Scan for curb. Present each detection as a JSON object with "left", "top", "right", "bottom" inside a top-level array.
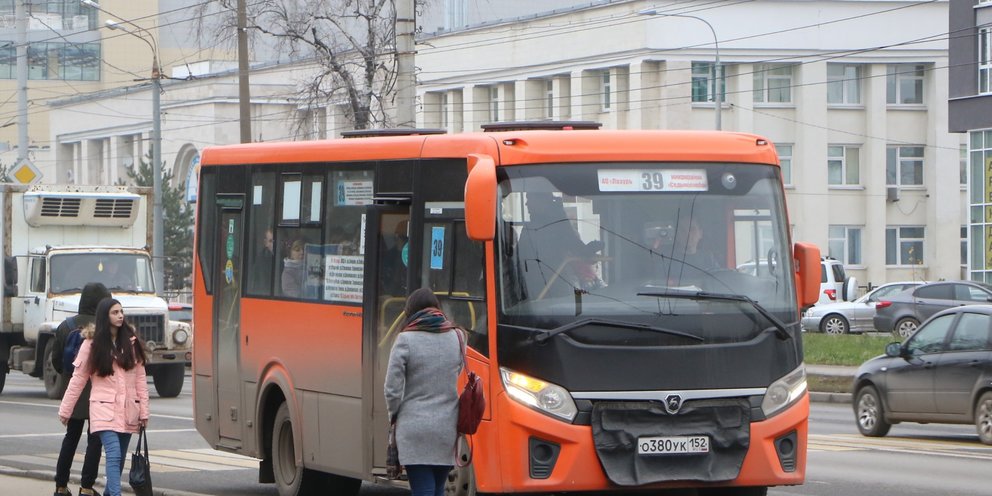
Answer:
[
  {"left": 0, "top": 464, "right": 213, "bottom": 496},
  {"left": 809, "top": 391, "right": 853, "bottom": 404}
]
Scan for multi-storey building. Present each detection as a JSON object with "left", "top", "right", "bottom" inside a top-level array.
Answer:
[
  {"left": 415, "top": 0, "right": 965, "bottom": 286},
  {"left": 949, "top": 0, "right": 992, "bottom": 283}
]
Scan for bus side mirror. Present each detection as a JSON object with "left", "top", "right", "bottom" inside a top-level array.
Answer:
[
  {"left": 465, "top": 154, "right": 497, "bottom": 241},
  {"left": 793, "top": 242, "right": 821, "bottom": 308}
]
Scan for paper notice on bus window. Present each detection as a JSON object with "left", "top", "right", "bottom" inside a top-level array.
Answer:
[
  {"left": 336, "top": 179, "right": 373, "bottom": 206},
  {"left": 430, "top": 226, "right": 445, "bottom": 270},
  {"left": 324, "top": 255, "right": 365, "bottom": 303},
  {"left": 598, "top": 170, "right": 708, "bottom": 192}
]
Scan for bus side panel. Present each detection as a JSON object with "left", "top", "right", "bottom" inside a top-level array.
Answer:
[
  {"left": 241, "top": 300, "right": 364, "bottom": 473},
  {"left": 476, "top": 392, "right": 808, "bottom": 492},
  {"left": 192, "top": 255, "right": 216, "bottom": 447}
]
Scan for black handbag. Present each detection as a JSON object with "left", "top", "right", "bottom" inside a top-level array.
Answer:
[{"left": 128, "top": 426, "right": 153, "bottom": 496}]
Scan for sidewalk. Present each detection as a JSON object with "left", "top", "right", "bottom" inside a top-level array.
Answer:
[{"left": 0, "top": 464, "right": 210, "bottom": 496}]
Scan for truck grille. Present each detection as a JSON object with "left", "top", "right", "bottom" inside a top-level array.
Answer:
[
  {"left": 130, "top": 314, "right": 165, "bottom": 345},
  {"left": 94, "top": 198, "right": 135, "bottom": 218},
  {"left": 41, "top": 197, "right": 81, "bottom": 217}
]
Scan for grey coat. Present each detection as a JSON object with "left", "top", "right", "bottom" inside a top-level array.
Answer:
[{"left": 384, "top": 329, "right": 463, "bottom": 466}]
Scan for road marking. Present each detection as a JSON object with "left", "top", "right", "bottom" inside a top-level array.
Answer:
[
  {"left": 808, "top": 433, "right": 992, "bottom": 460},
  {"left": 0, "top": 428, "right": 198, "bottom": 439},
  {"left": 0, "top": 448, "right": 258, "bottom": 474},
  {"left": 0, "top": 400, "right": 194, "bottom": 421}
]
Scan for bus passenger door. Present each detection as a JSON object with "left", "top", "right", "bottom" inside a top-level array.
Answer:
[
  {"left": 364, "top": 206, "right": 411, "bottom": 468},
  {"left": 213, "top": 196, "right": 245, "bottom": 446}
]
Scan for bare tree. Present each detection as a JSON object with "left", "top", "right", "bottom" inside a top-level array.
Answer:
[{"left": 194, "top": 0, "right": 416, "bottom": 132}]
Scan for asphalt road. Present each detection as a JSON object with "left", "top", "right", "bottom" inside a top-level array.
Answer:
[{"left": 1, "top": 371, "right": 990, "bottom": 495}]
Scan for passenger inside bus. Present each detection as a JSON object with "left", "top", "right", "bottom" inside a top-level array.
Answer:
[
  {"left": 516, "top": 191, "right": 605, "bottom": 298},
  {"left": 651, "top": 213, "right": 723, "bottom": 288},
  {"left": 382, "top": 219, "right": 410, "bottom": 296},
  {"left": 281, "top": 239, "right": 305, "bottom": 297}
]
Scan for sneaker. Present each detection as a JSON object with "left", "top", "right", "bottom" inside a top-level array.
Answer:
[
  {"left": 78, "top": 489, "right": 97, "bottom": 496},
  {"left": 53, "top": 488, "right": 71, "bottom": 496}
]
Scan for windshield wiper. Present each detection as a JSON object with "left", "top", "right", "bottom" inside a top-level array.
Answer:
[
  {"left": 637, "top": 288, "right": 792, "bottom": 340},
  {"left": 534, "top": 317, "right": 704, "bottom": 344}
]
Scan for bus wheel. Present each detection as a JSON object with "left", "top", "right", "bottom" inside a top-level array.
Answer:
[
  {"left": 272, "top": 403, "right": 328, "bottom": 496},
  {"left": 153, "top": 364, "right": 185, "bottom": 398},
  {"left": 43, "top": 340, "right": 69, "bottom": 399},
  {"left": 699, "top": 487, "right": 767, "bottom": 496},
  {"left": 445, "top": 437, "right": 476, "bottom": 496}
]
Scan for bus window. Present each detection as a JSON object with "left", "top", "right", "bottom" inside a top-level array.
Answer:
[
  {"left": 276, "top": 173, "right": 324, "bottom": 299},
  {"left": 196, "top": 171, "right": 217, "bottom": 294},
  {"left": 247, "top": 171, "right": 277, "bottom": 296},
  {"left": 421, "top": 208, "right": 487, "bottom": 355}
]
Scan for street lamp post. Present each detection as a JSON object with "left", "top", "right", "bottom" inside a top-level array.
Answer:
[
  {"left": 82, "top": 0, "right": 165, "bottom": 294},
  {"left": 638, "top": 9, "right": 721, "bottom": 130}
]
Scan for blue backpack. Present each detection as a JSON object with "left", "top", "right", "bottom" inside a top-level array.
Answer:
[{"left": 61, "top": 316, "right": 85, "bottom": 376}]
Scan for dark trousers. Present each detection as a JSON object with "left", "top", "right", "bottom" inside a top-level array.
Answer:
[
  {"left": 405, "top": 465, "right": 452, "bottom": 496},
  {"left": 55, "top": 418, "right": 103, "bottom": 489}
]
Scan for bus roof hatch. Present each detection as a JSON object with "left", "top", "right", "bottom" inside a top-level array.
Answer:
[{"left": 481, "top": 120, "right": 602, "bottom": 132}]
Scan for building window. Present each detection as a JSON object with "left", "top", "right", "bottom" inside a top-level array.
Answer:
[
  {"left": 886, "top": 226, "right": 925, "bottom": 266},
  {"left": 753, "top": 64, "right": 793, "bottom": 104},
  {"left": 0, "top": 42, "right": 100, "bottom": 81},
  {"left": 829, "top": 226, "right": 862, "bottom": 265},
  {"left": 827, "top": 63, "right": 862, "bottom": 105},
  {"left": 691, "top": 61, "right": 725, "bottom": 103},
  {"left": 776, "top": 143, "right": 793, "bottom": 186},
  {"left": 886, "top": 146, "right": 924, "bottom": 186},
  {"left": 981, "top": 28, "right": 992, "bottom": 94},
  {"left": 601, "top": 71, "right": 611, "bottom": 111},
  {"left": 828, "top": 145, "right": 860, "bottom": 186},
  {"left": 545, "top": 79, "right": 554, "bottom": 119},
  {"left": 886, "top": 64, "right": 925, "bottom": 105},
  {"left": 488, "top": 86, "right": 499, "bottom": 122},
  {"left": 962, "top": 144, "right": 969, "bottom": 186},
  {"left": 962, "top": 226, "right": 968, "bottom": 267}
]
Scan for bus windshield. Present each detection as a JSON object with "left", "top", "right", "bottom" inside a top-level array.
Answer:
[
  {"left": 497, "top": 162, "right": 796, "bottom": 343},
  {"left": 50, "top": 252, "right": 156, "bottom": 294}
]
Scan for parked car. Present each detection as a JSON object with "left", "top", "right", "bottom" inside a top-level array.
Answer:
[
  {"left": 852, "top": 305, "right": 992, "bottom": 444},
  {"left": 801, "top": 281, "right": 923, "bottom": 334},
  {"left": 819, "top": 257, "right": 857, "bottom": 305},
  {"left": 874, "top": 281, "right": 992, "bottom": 337}
]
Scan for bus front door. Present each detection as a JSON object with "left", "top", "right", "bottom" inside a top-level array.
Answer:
[
  {"left": 213, "top": 196, "right": 244, "bottom": 446},
  {"left": 363, "top": 206, "right": 411, "bottom": 468}
]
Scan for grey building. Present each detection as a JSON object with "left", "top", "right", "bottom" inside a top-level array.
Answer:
[{"left": 950, "top": 0, "right": 992, "bottom": 282}]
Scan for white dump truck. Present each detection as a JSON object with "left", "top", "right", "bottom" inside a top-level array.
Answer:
[{"left": 0, "top": 184, "right": 191, "bottom": 398}]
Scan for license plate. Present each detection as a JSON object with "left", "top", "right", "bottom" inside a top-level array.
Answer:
[{"left": 637, "top": 435, "right": 709, "bottom": 455}]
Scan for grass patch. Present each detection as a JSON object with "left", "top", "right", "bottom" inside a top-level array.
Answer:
[
  {"left": 807, "top": 375, "right": 853, "bottom": 394},
  {"left": 803, "top": 333, "right": 896, "bottom": 366}
]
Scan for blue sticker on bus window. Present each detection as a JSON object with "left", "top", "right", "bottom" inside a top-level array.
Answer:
[{"left": 430, "top": 226, "right": 445, "bottom": 270}]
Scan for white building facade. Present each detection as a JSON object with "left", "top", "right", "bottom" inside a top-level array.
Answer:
[{"left": 415, "top": 0, "right": 966, "bottom": 287}]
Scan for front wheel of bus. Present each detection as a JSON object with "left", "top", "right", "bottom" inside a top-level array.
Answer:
[
  {"left": 445, "top": 436, "right": 476, "bottom": 496},
  {"left": 271, "top": 403, "right": 348, "bottom": 496}
]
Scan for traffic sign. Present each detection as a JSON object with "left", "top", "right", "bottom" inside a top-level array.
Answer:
[{"left": 11, "top": 158, "right": 42, "bottom": 184}]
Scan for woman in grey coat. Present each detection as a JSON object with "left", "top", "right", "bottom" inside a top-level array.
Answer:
[{"left": 384, "top": 288, "right": 463, "bottom": 496}]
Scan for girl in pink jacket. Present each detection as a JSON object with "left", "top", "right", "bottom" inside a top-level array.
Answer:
[{"left": 59, "top": 298, "right": 150, "bottom": 496}]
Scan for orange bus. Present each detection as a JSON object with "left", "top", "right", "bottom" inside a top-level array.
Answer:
[{"left": 192, "top": 123, "right": 821, "bottom": 496}]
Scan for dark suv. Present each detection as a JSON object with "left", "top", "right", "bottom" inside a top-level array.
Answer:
[{"left": 874, "top": 281, "right": 992, "bottom": 337}]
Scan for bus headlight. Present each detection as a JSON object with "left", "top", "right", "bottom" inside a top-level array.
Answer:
[
  {"left": 500, "top": 367, "right": 577, "bottom": 422},
  {"left": 760, "top": 364, "right": 807, "bottom": 418},
  {"left": 172, "top": 326, "right": 190, "bottom": 345}
]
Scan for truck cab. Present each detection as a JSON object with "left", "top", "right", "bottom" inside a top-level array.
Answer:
[{"left": 1, "top": 184, "right": 190, "bottom": 398}]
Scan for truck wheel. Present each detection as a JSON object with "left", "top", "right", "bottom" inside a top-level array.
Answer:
[
  {"left": 271, "top": 402, "right": 337, "bottom": 496},
  {"left": 153, "top": 364, "right": 185, "bottom": 398},
  {"left": 43, "top": 340, "right": 69, "bottom": 399}
]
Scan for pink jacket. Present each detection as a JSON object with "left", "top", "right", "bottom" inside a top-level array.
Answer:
[{"left": 59, "top": 337, "right": 150, "bottom": 433}]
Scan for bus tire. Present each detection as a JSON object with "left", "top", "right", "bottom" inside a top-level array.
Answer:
[
  {"left": 272, "top": 402, "right": 328, "bottom": 496},
  {"left": 699, "top": 487, "right": 767, "bottom": 496},
  {"left": 153, "top": 364, "right": 185, "bottom": 398},
  {"left": 445, "top": 436, "right": 476, "bottom": 496},
  {"left": 43, "top": 340, "right": 69, "bottom": 399}
]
